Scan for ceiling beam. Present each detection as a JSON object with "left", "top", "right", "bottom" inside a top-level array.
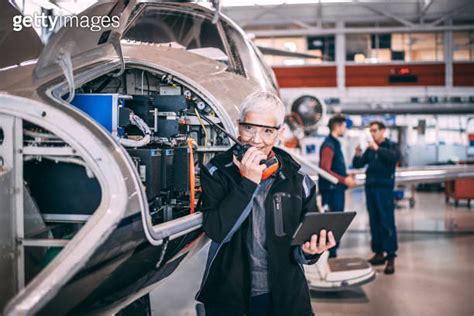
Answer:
[
  {"left": 250, "top": 24, "right": 474, "bottom": 38},
  {"left": 430, "top": 2, "right": 474, "bottom": 26},
  {"left": 250, "top": 3, "right": 313, "bottom": 29},
  {"left": 353, "top": 0, "right": 415, "bottom": 27},
  {"left": 316, "top": 0, "right": 322, "bottom": 29},
  {"left": 421, "top": 0, "right": 435, "bottom": 16},
  {"left": 238, "top": 3, "right": 286, "bottom": 29},
  {"left": 418, "top": 0, "right": 435, "bottom": 24}
]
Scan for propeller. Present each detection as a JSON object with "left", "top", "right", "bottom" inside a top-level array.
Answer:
[{"left": 290, "top": 95, "right": 326, "bottom": 134}]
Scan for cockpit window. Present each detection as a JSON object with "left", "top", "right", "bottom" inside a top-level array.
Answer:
[
  {"left": 124, "top": 7, "right": 228, "bottom": 62},
  {"left": 220, "top": 20, "right": 278, "bottom": 90},
  {"left": 250, "top": 42, "right": 279, "bottom": 91}
]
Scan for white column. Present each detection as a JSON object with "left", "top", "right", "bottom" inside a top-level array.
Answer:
[
  {"left": 335, "top": 21, "right": 345, "bottom": 92},
  {"left": 444, "top": 19, "right": 453, "bottom": 89}
]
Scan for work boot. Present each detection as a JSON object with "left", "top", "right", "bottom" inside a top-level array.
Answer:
[
  {"left": 368, "top": 253, "right": 386, "bottom": 265},
  {"left": 384, "top": 258, "right": 395, "bottom": 275}
]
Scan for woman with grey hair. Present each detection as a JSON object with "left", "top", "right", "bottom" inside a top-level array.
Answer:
[
  {"left": 196, "top": 91, "right": 336, "bottom": 316},
  {"left": 239, "top": 91, "right": 286, "bottom": 127}
]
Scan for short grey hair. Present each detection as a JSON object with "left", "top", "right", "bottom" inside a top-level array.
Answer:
[{"left": 239, "top": 91, "right": 285, "bottom": 126}]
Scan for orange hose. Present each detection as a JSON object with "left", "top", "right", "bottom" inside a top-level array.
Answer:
[{"left": 187, "top": 138, "right": 196, "bottom": 214}]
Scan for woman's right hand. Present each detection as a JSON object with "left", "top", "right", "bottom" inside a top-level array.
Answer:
[{"left": 233, "top": 147, "right": 267, "bottom": 184}]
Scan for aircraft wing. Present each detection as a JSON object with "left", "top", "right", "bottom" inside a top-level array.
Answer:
[
  {"left": 352, "top": 165, "right": 474, "bottom": 186},
  {"left": 290, "top": 151, "right": 474, "bottom": 186}
]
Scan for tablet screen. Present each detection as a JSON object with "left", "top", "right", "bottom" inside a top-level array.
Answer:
[{"left": 291, "top": 212, "right": 356, "bottom": 246}]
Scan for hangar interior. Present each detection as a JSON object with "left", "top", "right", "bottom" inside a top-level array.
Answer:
[
  {"left": 0, "top": 0, "right": 473, "bottom": 315},
  {"left": 154, "top": 1, "right": 474, "bottom": 315}
]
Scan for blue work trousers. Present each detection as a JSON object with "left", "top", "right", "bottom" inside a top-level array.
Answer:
[
  {"left": 365, "top": 187, "right": 398, "bottom": 258},
  {"left": 320, "top": 188, "right": 345, "bottom": 257}
]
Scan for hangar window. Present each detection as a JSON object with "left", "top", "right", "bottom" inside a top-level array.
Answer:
[
  {"left": 346, "top": 34, "right": 372, "bottom": 63},
  {"left": 347, "top": 32, "right": 444, "bottom": 63},
  {"left": 307, "top": 35, "right": 335, "bottom": 61},
  {"left": 453, "top": 32, "right": 474, "bottom": 61},
  {"left": 402, "top": 33, "right": 444, "bottom": 62}
]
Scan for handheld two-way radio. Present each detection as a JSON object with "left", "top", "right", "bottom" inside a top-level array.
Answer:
[{"left": 196, "top": 112, "right": 279, "bottom": 179}]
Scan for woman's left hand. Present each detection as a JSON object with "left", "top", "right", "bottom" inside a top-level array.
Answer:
[{"left": 301, "top": 230, "right": 336, "bottom": 255}]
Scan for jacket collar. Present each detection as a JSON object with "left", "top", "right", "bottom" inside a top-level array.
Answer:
[
  {"left": 273, "top": 146, "right": 301, "bottom": 179},
  {"left": 328, "top": 135, "right": 343, "bottom": 150},
  {"left": 329, "top": 134, "right": 340, "bottom": 143},
  {"left": 379, "top": 138, "right": 390, "bottom": 146}
]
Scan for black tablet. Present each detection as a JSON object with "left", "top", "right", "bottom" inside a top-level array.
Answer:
[{"left": 291, "top": 212, "right": 356, "bottom": 246}]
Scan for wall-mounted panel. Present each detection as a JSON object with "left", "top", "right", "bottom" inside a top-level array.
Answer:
[
  {"left": 345, "top": 64, "right": 445, "bottom": 87},
  {"left": 453, "top": 63, "right": 474, "bottom": 86},
  {"left": 272, "top": 66, "right": 337, "bottom": 88}
]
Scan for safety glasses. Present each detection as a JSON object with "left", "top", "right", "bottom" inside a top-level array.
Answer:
[{"left": 238, "top": 122, "right": 280, "bottom": 141}]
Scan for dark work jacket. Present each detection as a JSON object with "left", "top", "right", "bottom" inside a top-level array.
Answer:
[
  {"left": 318, "top": 135, "right": 348, "bottom": 191},
  {"left": 352, "top": 138, "right": 400, "bottom": 188},
  {"left": 196, "top": 147, "right": 320, "bottom": 316}
]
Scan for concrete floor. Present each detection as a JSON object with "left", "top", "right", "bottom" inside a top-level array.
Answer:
[{"left": 149, "top": 189, "right": 474, "bottom": 316}]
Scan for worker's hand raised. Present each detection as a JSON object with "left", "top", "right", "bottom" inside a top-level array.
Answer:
[
  {"left": 302, "top": 229, "right": 336, "bottom": 255},
  {"left": 355, "top": 144, "right": 362, "bottom": 156},
  {"left": 368, "top": 141, "right": 379, "bottom": 151},
  {"left": 344, "top": 175, "right": 357, "bottom": 188},
  {"left": 233, "top": 147, "right": 267, "bottom": 184}
]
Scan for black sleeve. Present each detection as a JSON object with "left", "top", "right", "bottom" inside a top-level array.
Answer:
[
  {"left": 352, "top": 150, "right": 368, "bottom": 168},
  {"left": 377, "top": 142, "right": 400, "bottom": 165},
  {"left": 200, "top": 163, "right": 257, "bottom": 243},
  {"left": 292, "top": 175, "right": 321, "bottom": 265}
]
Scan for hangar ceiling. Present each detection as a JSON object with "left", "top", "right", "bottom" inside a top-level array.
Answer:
[
  {"left": 222, "top": 0, "right": 474, "bottom": 30},
  {"left": 11, "top": 0, "right": 473, "bottom": 39}
]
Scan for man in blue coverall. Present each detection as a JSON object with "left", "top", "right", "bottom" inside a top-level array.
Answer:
[
  {"left": 319, "top": 115, "right": 356, "bottom": 258},
  {"left": 352, "top": 121, "right": 400, "bottom": 274}
]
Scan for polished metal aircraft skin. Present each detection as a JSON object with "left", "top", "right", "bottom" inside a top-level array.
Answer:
[{"left": 0, "top": 1, "right": 277, "bottom": 314}]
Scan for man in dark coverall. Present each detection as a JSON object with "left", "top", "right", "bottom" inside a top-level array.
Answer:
[
  {"left": 319, "top": 115, "right": 356, "bottom": 258},
  {"left": 352, "top": 121, "right": 400, "bottom": 274},
  {"left": 196, "top": 91, "right": 336, "bottom": 316}
]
